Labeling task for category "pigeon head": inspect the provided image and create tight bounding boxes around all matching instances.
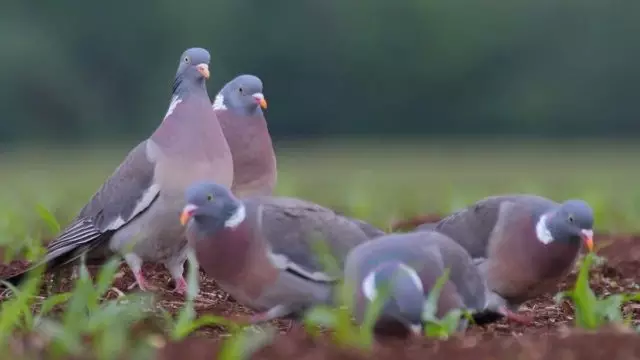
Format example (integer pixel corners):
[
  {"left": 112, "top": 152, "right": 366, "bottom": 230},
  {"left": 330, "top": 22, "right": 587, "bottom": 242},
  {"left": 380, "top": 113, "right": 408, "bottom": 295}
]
[
  {"left": 362, "top": 261, "right": 425, "bottom": 335},
  {"left": 539, "top": 199, "right": 594, "bottom": 251},
  {"left": 180, "top": 182, "right": 246, "bottom": 236},
  {"left": 214, "top": 74, "right": 267, "bottom": 114},
  {"left": 472, "top": 290, "right": 512, "bottom": 325},
  {"left": 173, "top": 48, "right": 211, "bottom": 91}
]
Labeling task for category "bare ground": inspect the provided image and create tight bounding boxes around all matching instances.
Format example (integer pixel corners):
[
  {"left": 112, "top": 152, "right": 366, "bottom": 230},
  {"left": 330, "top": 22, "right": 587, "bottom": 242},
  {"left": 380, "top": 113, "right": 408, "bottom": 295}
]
[{"left": 1, "top": 226, "right": 639, "bottom": 359}]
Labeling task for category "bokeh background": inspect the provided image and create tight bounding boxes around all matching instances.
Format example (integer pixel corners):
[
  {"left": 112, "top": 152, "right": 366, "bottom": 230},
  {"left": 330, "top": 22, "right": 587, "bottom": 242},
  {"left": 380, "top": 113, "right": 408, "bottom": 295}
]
[
  {"left": 0, "top": 0, "right": 639, "bottom": 253},
  {"left": 3, "top": 0, "right": 640, "bottom": 142}
]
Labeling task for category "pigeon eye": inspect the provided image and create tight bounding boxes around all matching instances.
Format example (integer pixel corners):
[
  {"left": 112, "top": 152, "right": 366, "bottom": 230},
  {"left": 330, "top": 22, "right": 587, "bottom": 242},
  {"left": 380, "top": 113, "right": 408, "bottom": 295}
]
[
  {"left": 183, "top": 56, "right": 190, "bottom": 63},
  {"left": 568, "top": 215, "right": 574, "bottom": 223},
  {"left": 238, "top": 87, "right": 244, "bottom": 93},
  {"left": 206, "top": 194, "right": 214, "bottom": 201}
]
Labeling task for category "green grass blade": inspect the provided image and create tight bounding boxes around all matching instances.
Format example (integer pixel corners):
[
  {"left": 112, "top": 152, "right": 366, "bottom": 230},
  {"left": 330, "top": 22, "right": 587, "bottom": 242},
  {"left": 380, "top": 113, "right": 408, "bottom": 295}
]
[
  {"left": 422, "top": 268, "right": 451, "bottom": 322},
  {"left": 171, "top": 249, "right": 201, "bottom": 340},
  {"left": 172, "top": 315, "right": 240, "bottom": 340},
  {"left": 94, "top": 257, "right": 121, "bottom": 298},
  {"left": 38, "top": 318, "right": 85, "bottom": 357},
  {"left": 303, "top": 306, "right": 339, "bottom": 329},
  {"left": 35, "top": 204, "right": 61, "bottom": 234},
  {"left": 217, "top": 326, "right": 277, "bottom": 360},
  {"left": 572, "top": 253, "right": 599, "bottom": 329},
  {"left": 34, "top": 292, "right": 73, "bottom": 325}
]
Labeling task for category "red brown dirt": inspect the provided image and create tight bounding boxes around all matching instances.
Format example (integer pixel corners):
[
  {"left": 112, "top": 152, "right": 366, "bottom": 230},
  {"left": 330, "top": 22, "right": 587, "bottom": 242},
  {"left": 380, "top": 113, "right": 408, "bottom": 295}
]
[{"left": 1, "top": 219, "right": 639, "bottom": 359}]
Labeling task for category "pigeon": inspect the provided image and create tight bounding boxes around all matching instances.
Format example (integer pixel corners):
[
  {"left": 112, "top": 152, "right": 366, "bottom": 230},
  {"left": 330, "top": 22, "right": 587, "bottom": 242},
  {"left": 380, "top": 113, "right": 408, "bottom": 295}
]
[
  {"left": 213, "top": 74, "right": 276, "bottom": 198},
  {"left": 343, "top": 230, "right": 517, "bottom": 336},
  {"left": 3, "top": 48, "right": 234, "bottom": 294},
  {"left": 392, "top": 194, "right": 594, "bottom": 315},
  {"left": 179, "top": 181, "right": 385, "bottom": 324}
]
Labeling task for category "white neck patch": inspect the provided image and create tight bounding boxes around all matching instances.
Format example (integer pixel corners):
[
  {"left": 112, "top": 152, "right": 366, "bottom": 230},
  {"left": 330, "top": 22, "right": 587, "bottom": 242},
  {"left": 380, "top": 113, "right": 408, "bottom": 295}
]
[
  {"left": 164, "top": 96, "right": 182, "bottom": 120},
  {"left": 212, "top": 93, "right": 227, "bottom": 110},
  {"left": 362, "top": 263, "right": 423, "bottom": 301},
  {"left": 224, "top": 204, "right": 246, "bottom": 229},
  {"left": 535, "top": 214, "right": 554, "bottom": 244}
]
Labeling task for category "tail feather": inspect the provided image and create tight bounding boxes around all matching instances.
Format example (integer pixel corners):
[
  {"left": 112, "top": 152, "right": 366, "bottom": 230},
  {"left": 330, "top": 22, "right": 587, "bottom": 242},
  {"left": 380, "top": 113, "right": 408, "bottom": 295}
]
[{"left": 0, "top": 232, "right": 112, "bottom": 289}]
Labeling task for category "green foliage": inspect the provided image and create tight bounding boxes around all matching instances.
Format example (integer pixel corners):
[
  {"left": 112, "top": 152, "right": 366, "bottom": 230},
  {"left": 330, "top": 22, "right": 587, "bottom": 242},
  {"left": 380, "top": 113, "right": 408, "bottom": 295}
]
[
  {"left": 555, "top": 252, "right": 640, "bottom": 330},
  {"left": 304, "top": 236, "right": 467, "bottom": 349},
  {"left": 168, "top": 249, "right": 240, "bottom": 341},
  {"left": 420, "top": 268, "right": 470, "bottom": 339},
  {"left": 304, "top": 236, "right": 388, "bottom": 350},
  {"left": 0, "top": 254, "right": 158, "bottom": 359},
  {"left": 0, "top": 266, "right": 46, "bottom": 339},
  {"left": 3, "top": 0, "right": 640, "bottom": 143},
  {"left": 217, "top": 326, "right": 277, "bottom": 360},
  {"left": 303, "top": 279, "right": 391, "bottom": 350},
  {"left": 1, "top": 144, "right": 640, "bottom": 357}
]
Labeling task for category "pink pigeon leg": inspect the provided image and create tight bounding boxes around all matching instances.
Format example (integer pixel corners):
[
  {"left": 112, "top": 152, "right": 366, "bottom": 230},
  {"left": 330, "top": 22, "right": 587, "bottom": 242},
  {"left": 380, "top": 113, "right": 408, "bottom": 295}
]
[
  {"left": 173, "top": 276, "right": 188, "bottom": 294},
  {"left": 500, "top": 306, "right": 534, "bottom": 325},
  {"left": 131, "top": 270, "right": 151, "bottom": 291},
  {"left": 165, "top": 255, "right": 189, "bottom": 295},
  {"left": 124, "top": 253, "right": 150, "bottom": 291}
]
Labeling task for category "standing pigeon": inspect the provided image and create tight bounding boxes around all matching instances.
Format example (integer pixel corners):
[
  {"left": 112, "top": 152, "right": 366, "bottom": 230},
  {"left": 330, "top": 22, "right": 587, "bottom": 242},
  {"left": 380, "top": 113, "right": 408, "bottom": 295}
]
[
  {"left": 213, "top": 74, "right": 276, "bottom": 198},
  {"left": 343, "top": 230, "right": 516, "bottom": 336},
  {"left": 397, "top": 194, "right": 594, "bottom": 314},
  {"left": 3, "top": 48, "right": 234, "bottom": 294},
  {"left": 179, "top": 181, "right": 385, "bottom": 324}
]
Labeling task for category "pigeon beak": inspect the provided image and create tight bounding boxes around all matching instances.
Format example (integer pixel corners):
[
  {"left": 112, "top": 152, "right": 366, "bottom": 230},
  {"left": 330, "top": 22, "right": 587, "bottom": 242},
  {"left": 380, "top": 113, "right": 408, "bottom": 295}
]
[
  {"left": 581, "top": 229, "right": 594, "bottom": 252},
  {"left": 180, "top": 204, "right": 198, "bottom": 226},
  {"left": 253, "top": 93, "right": 267, "bottom": 109},
  {"left": 196, "top": 63, "right": 210, "bottom": 79}
]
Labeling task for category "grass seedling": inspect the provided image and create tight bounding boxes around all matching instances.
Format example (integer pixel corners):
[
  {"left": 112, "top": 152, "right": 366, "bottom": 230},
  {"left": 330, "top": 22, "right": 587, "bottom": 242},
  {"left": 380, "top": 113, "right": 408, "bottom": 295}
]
[
  {"left": 555, "top": 252, "right": 640, "bottom": 330},
  {"left": 168, "top": 249, "right": 239, "bottom": 341},
  {"left": 217, "top": 325, "right": 277, "bottom": 360},
  {"left": 302, "top": 235, "right": 390, "bottom": 350},
  {"left": 419, "top": 268, "right": 470, "bottom": 339}
]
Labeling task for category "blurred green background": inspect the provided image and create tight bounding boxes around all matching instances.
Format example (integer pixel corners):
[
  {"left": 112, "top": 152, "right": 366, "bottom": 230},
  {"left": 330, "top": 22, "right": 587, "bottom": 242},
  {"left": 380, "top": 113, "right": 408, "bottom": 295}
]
[
  {"left": 2, "top": 0, "right": 639, "bottom": 143},
  {"left": 0, "top": 0, "right": 638, "bottom": 251}
]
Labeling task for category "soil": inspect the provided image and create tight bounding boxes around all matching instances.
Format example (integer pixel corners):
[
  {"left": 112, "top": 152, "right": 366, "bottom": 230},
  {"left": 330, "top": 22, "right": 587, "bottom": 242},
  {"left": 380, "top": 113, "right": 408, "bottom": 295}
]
[{"left": 1, "top": 218, "right": 639, "bottom": 360}]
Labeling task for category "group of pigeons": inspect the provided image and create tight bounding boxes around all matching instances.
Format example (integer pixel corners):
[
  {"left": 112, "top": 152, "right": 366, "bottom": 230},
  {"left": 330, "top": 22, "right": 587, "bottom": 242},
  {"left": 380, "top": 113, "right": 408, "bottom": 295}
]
[{"left": 3, "top": 47, "right": 596, "bottom": 336}]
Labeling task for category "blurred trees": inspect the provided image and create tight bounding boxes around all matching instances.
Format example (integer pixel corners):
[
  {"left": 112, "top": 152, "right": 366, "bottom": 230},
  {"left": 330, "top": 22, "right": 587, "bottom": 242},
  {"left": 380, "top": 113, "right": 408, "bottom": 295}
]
[{"left": 1, "top": 0, "right": 639, "bottom": 144}]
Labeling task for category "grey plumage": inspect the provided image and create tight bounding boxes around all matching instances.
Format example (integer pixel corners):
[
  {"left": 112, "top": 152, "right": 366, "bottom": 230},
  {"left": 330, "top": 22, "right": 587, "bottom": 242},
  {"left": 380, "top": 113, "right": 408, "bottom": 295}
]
[
  {"left": 180, "top": 182, "right": 384, "bottom": 323},
  {"left": 427, "top": 194, "right": 594, "bottom": 312},
  {"left": 214, "top": 74, "right": 276, "bottom": 198},
  {"left": 4, "top": 48, "right": 234, "bottom": 294},
  {"left": 343, "top": 231, "right": 505, "bottom": 335}
]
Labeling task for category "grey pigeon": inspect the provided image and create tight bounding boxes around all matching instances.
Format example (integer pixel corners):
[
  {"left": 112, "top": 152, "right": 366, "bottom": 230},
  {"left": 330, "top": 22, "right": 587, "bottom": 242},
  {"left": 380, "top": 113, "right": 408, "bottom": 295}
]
[
  {"left": 343, "top": 231, "right": 511, "bottom": 336},
  {"left": 404, "top": 194, "right": 594, "bottom": 315},
  {"left": 4, "top": 48, "right": 234, "bottom": 294},
  {"left": 213, "top": 74, "right": 276, "bottom": 198},
  {"left": 179, "top": 181, "right": 385, "bottom": 323}
]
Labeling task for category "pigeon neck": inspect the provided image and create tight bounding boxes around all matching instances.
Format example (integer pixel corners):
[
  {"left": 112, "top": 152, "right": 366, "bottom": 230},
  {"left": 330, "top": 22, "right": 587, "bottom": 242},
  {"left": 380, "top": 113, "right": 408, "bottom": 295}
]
[
  {"left": 195, "top": 213, "right": 257, "bottom": 282},
  {"left": 224, "top": 203, "right": 247, "bottom": 229},
  {"left": 172, "top": 76, "right": 208, "bottom": 99},
  {"left": 362, "top": 262, "right": 423, "bottom": 301},
  {"left": 535, "top": 214, "right": 554, "bottom": 244},
  {"left": 212, "top": 93, "right": 226, "bottom": 110},
  {"left": 218, "top": 108, "right": 274, "bottom": 196}
]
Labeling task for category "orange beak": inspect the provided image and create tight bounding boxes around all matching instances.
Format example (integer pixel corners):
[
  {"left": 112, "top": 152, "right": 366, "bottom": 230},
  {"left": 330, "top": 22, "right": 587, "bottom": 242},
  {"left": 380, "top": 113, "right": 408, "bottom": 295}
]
[
  {"left": 581, "top": 229, "right": 594, "bottom": 252},
  {"left": 253, "top": 93, "right": 267, "bottom": 109},
  {"left": 196, "top": 63, "right": 210, "bottom": 79},
  {"left": 180, "top": 204, "right": 198, "bottom": 226}
]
